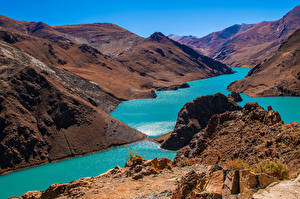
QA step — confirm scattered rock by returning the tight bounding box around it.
[172,166,285,199]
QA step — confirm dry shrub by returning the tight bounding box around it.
[251,159,290,180]
[126,148,144,165]
[224,159,250,170]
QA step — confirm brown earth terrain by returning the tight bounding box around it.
[52,23,143,56]
[228,28,300,97]
[170,5,300,68]
[0,15,233,100]
[0,40,147,175]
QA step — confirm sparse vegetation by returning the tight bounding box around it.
[252,159,290,180]
[126,148,144,166]
[177,158,196,167]
[223,158,290,180]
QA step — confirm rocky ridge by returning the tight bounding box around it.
[174,102,300,172]
[159,93,241,150]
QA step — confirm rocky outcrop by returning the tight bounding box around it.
[170,6,300,68]
[0,41,147,175]
[20,161,297,199]
[160,93,241,150]
[174,102,300,171]
[228,29,300,97]
[172,166,280,199]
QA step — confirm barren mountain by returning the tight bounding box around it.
[52,23,143,56]
[169,23,254,56]
[0,15,233,100]
[228,29,300,96]
[170,5,300,68]
[0,40,147,175]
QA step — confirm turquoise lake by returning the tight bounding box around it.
[112,67,300,137]
[1,67,300,198]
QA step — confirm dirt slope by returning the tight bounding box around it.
[228,29,300,96]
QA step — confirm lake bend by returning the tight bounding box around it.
[1,67,300,198]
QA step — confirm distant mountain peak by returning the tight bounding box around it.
[27,21,49,33]
[149,32,167,42]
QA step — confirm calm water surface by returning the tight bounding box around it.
[1,67,299,198]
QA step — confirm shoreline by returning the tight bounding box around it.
[0,137,155,177]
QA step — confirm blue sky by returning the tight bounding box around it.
[1,0,299,37]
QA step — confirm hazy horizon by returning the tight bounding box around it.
[1,0,299,38]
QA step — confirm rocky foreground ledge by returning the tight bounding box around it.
[19,156,300,199]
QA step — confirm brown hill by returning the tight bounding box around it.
[0,16,233,100]
[158,93,241,150]
[228,29,300,96]
[0,40,147,175]
[170,6,300,68]
[116,32,233,88]
[52,23,143,56]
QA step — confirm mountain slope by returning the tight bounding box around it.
[170,6,300,67]
[0,40,147,175]
[52,23,143,56]
[0,16,234,100]
[170,23,254,56]
[116,32,233,88]
[228,29,300,96]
